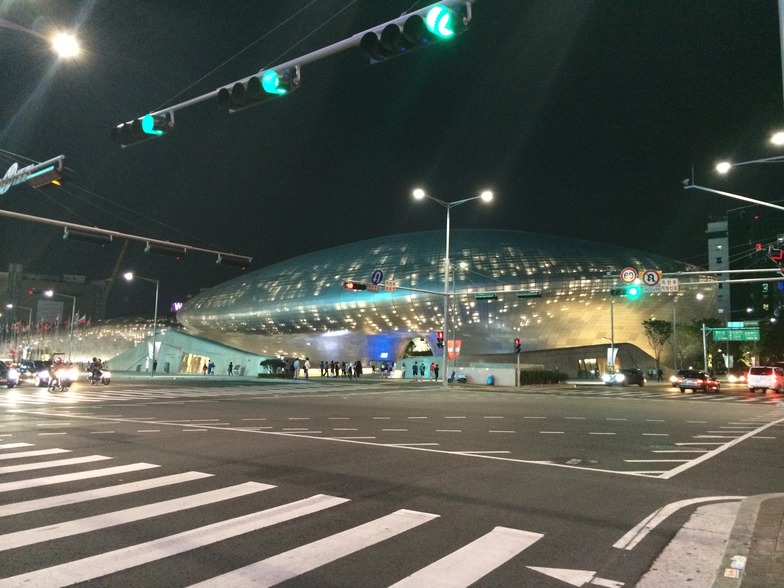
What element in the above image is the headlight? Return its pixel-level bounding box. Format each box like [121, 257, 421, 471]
[101, 371, 111, 378]
[39, 370, 51, 378]
[66, 368, 79, 380]
[669, 375, 678, 383]
[615, 373, 626, 382]
[601, 373, 611, 382]
[8, 368, 19, 379]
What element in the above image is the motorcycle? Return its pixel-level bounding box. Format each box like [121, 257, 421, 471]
[89, 369, 111, 385]
[48, 365, 78, 392]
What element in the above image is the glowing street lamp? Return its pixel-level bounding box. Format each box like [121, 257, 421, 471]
[51, 31, 80, 58]
[412, 187, 494, 388]
[124, 272, 160, 376]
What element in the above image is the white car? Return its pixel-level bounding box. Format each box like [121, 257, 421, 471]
[747, 366, 784, 393]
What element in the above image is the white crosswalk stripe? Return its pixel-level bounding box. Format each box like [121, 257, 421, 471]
[0, 445, 543, 586]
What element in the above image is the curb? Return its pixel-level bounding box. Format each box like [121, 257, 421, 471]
[713, 493, 784, 587]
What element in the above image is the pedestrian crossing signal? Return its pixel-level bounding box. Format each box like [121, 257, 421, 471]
[436, 331, 444, 348]
[514, 338, 521, 353]
[626, 285, 642, 300]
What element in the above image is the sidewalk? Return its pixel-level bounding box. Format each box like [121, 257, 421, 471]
[713, 494, 784, 587]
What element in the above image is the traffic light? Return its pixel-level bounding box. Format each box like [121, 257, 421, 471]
[217, 67, 301, 111]
[25, 159, 66, 189]
[514, 338, 521, 353]
[111, 113, 174, 147]
[610, 286, 643, 299]
[626, 285, 642, 300]
[359, 4, 467, 63]
[343, 280, 367, 291]
[436, 331, 444, 348]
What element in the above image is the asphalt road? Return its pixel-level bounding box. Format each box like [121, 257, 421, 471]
[1, 378, 782, 587]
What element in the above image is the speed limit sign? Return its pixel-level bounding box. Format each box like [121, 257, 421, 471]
[642, 270, 662, 286]
[620, 267, 638, 283]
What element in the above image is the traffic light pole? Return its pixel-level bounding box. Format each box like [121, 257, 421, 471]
[121, 0, 475, 124]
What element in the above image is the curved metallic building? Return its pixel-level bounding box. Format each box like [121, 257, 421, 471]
[177, 229, 716, 365]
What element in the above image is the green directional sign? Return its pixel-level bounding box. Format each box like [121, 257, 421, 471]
[712, 328, 760, 341]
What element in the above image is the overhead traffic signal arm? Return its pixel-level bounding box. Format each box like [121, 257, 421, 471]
[111, 1, 474, 140]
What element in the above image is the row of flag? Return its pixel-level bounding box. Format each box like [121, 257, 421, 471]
[1, 313, 91, 334]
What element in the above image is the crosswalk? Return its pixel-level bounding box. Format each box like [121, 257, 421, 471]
[0, 442, 545, 586]
[3, 380, 782, 406]
[0, 381, 379, 406]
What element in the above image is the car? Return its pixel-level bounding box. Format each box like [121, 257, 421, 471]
[678, 370, 720, 393]
[602, 368, 645, 387]
[746, 366, 784, 393]
[0, 361, 19, 388]
[669, 369, 690, 387]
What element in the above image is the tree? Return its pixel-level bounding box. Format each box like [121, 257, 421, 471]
[643, 319, 673, 376]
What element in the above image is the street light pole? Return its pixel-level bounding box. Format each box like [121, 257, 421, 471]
[43, 291, 76, 362]
[124, 273, 160, 377]
[413, 188, 493, 388]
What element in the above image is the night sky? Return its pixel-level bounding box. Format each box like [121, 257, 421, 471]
[1, 0, 782, 318]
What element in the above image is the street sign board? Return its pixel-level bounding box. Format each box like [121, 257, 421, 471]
[620, 267, 637, 283]
[712, 328, 760, 341]
[367, 283, 380, 293]
[371, 269, 384, 285]
[660, 278, 679, 292]
[642, 269, 661, 286]
[384, 279, 397, 293]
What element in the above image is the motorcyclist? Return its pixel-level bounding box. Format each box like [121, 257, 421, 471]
[89, 357, 104, 384]
[49, 357, 66, 390]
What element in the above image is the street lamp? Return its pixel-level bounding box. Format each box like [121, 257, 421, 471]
[124, 272, 160, 376]
[715, 155, 784, 174]
[43, 290, 76, 362]
[412, 187, 494, 388]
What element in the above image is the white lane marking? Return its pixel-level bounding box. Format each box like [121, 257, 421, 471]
[436, 430, 462, 433]
[523, 416, 546, 419]
[384, 443, 439, 447]
[0, 442, 34, 449]
[489, 430, 516, 434]
[383, 429, 408, 432]
[38, 432, 67, 436]
[0, 455, 111, 474]
[0, 463, 160, 493]
[0, 471, 214, 517]
[624, 459, 690, 463]
[455, 451, 511, 455]
[389, 526, 543, 587]
[589, 432, 616, 436]
[613, 495, 745, 550]
[190, 509, 439, 587]
[642, 433, 669, 436]
[0, 494, 348, 588]
[651, 449, 708, 453]
[539, 431, 565, 434]
[660, 416, 784, 479]
[0, 481, 273, 551]
[0, 448, 70, 460]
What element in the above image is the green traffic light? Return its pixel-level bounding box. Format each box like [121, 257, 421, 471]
[140, 114, 163, 136]
[627, 285, 642, 300]
[425, 5, 458, 38]
[261, 70, 287, 95]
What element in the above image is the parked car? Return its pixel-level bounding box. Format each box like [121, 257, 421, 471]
[678, 370, 720, 393]
[603, 368, 645, 387]
[746, 366, 784, 393]
[0, 361, 19, 388]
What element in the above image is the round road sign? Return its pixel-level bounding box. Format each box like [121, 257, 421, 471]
[620, 267, 638, 283]
[642, 270, 661, 286]
[370, 269, 384, 285]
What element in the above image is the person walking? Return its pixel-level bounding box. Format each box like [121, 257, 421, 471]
[304, 357, 310, 379]
[412, 361, 419, 382]
[430, 362, 436, 381]
[293, 357, 301, 379]
[401, 362, 407, 379]
[434, 363, 439, 381]
[228, 361, 233, 376]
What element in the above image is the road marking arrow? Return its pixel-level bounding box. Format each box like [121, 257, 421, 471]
[527, 566, 624, 587]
